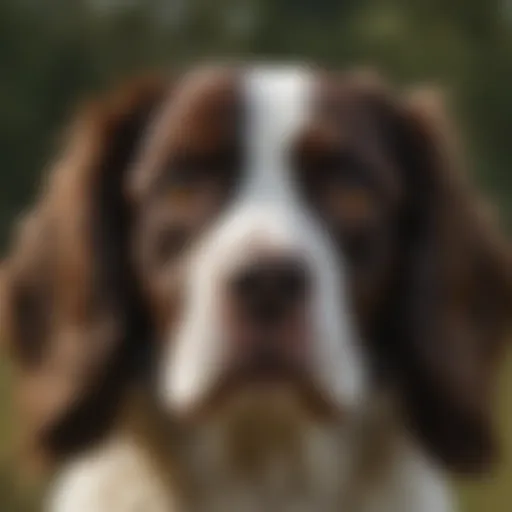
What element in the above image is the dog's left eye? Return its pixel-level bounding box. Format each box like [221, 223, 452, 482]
[166, 149, 238, 202]
[319, 152, 371, 188]
[298, 149, 373, 199]
[155, 225, 191, 264]
[167, 167, 208, 204]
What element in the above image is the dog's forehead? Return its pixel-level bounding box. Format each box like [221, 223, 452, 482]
[153, 65, 384, 150]
[166, 64, 317, 136]
[159, 64, 322, 133]
[131, 65, 317, 194]
[131, 65, 385, 199]
[242, 66, 315, 165]
[151, 66, 239, 153]
[173, 64, 315, 103]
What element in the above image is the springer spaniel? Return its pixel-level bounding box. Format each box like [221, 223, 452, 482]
[1, 64, 511, 512]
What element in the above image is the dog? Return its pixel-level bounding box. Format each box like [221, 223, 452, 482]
[1, 64, 511, 512]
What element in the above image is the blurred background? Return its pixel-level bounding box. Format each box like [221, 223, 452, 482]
[0, 0, 510, 510]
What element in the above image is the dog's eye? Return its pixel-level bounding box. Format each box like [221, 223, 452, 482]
[341, 229, 375, 267]
[165, 149, 238, 203]
[155, 226, 190, 264]
[326, 187, 375, 225]
[299, 150, 373, 200]
[167, 168, 207, 205]
[320, 152, 370, 188]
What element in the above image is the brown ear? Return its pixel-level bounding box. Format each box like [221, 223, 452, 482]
[1, 76, 166, 468]
[384, 88, 512, 474]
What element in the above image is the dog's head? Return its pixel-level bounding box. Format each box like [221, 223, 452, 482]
[1, 65, 510, 474]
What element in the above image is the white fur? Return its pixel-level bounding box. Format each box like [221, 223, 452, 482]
[162, 66, 366, 416]
[47, 424, 455, 512]
[48, 436, 175, 512]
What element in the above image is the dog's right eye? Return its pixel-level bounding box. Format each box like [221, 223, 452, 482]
[166, 167, 207, 205]
[154, 225, 191, 264]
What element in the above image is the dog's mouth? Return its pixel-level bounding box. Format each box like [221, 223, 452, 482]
[181, 336, 338, 423]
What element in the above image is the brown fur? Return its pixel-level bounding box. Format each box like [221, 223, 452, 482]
[368, 83, 512, 473]
[1, 76, 168, 468]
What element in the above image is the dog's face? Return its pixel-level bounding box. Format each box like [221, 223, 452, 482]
[132, 68, 371, 420]
[1, 65, 510, 474]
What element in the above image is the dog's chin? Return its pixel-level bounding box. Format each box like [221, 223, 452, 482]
[176, 359, 340, 426]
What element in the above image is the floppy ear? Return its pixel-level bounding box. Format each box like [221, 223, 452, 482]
[0, 77, 166, 468]
[385, 88, 512, 474]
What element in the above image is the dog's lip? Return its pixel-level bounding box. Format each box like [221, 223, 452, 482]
[176, 345, 340, 424]
[225, 327, 309, 379]
[229, 345, 305, 384]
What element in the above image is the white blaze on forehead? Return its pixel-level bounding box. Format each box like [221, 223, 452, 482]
[211, 66, 316, 266]
[243, 66, 313, 193]
[162, 65, 367, 416]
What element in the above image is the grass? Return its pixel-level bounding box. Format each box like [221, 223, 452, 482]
[458, 355, 512, 512]
[0, 357, 510, 511]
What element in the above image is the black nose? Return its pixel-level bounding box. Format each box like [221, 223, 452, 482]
[230, 257, 310, 325]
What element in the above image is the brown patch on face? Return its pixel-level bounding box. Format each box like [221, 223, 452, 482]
[129, 68, 242, 335]
[130, 67, 241, 200]
[294, 77, 404, 326]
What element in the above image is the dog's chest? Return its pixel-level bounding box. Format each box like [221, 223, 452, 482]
[191, 482, 338, 512]
[188, 461, 343, 512]
[48, 417, 453, 512]
[184, 422, 350, 512]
